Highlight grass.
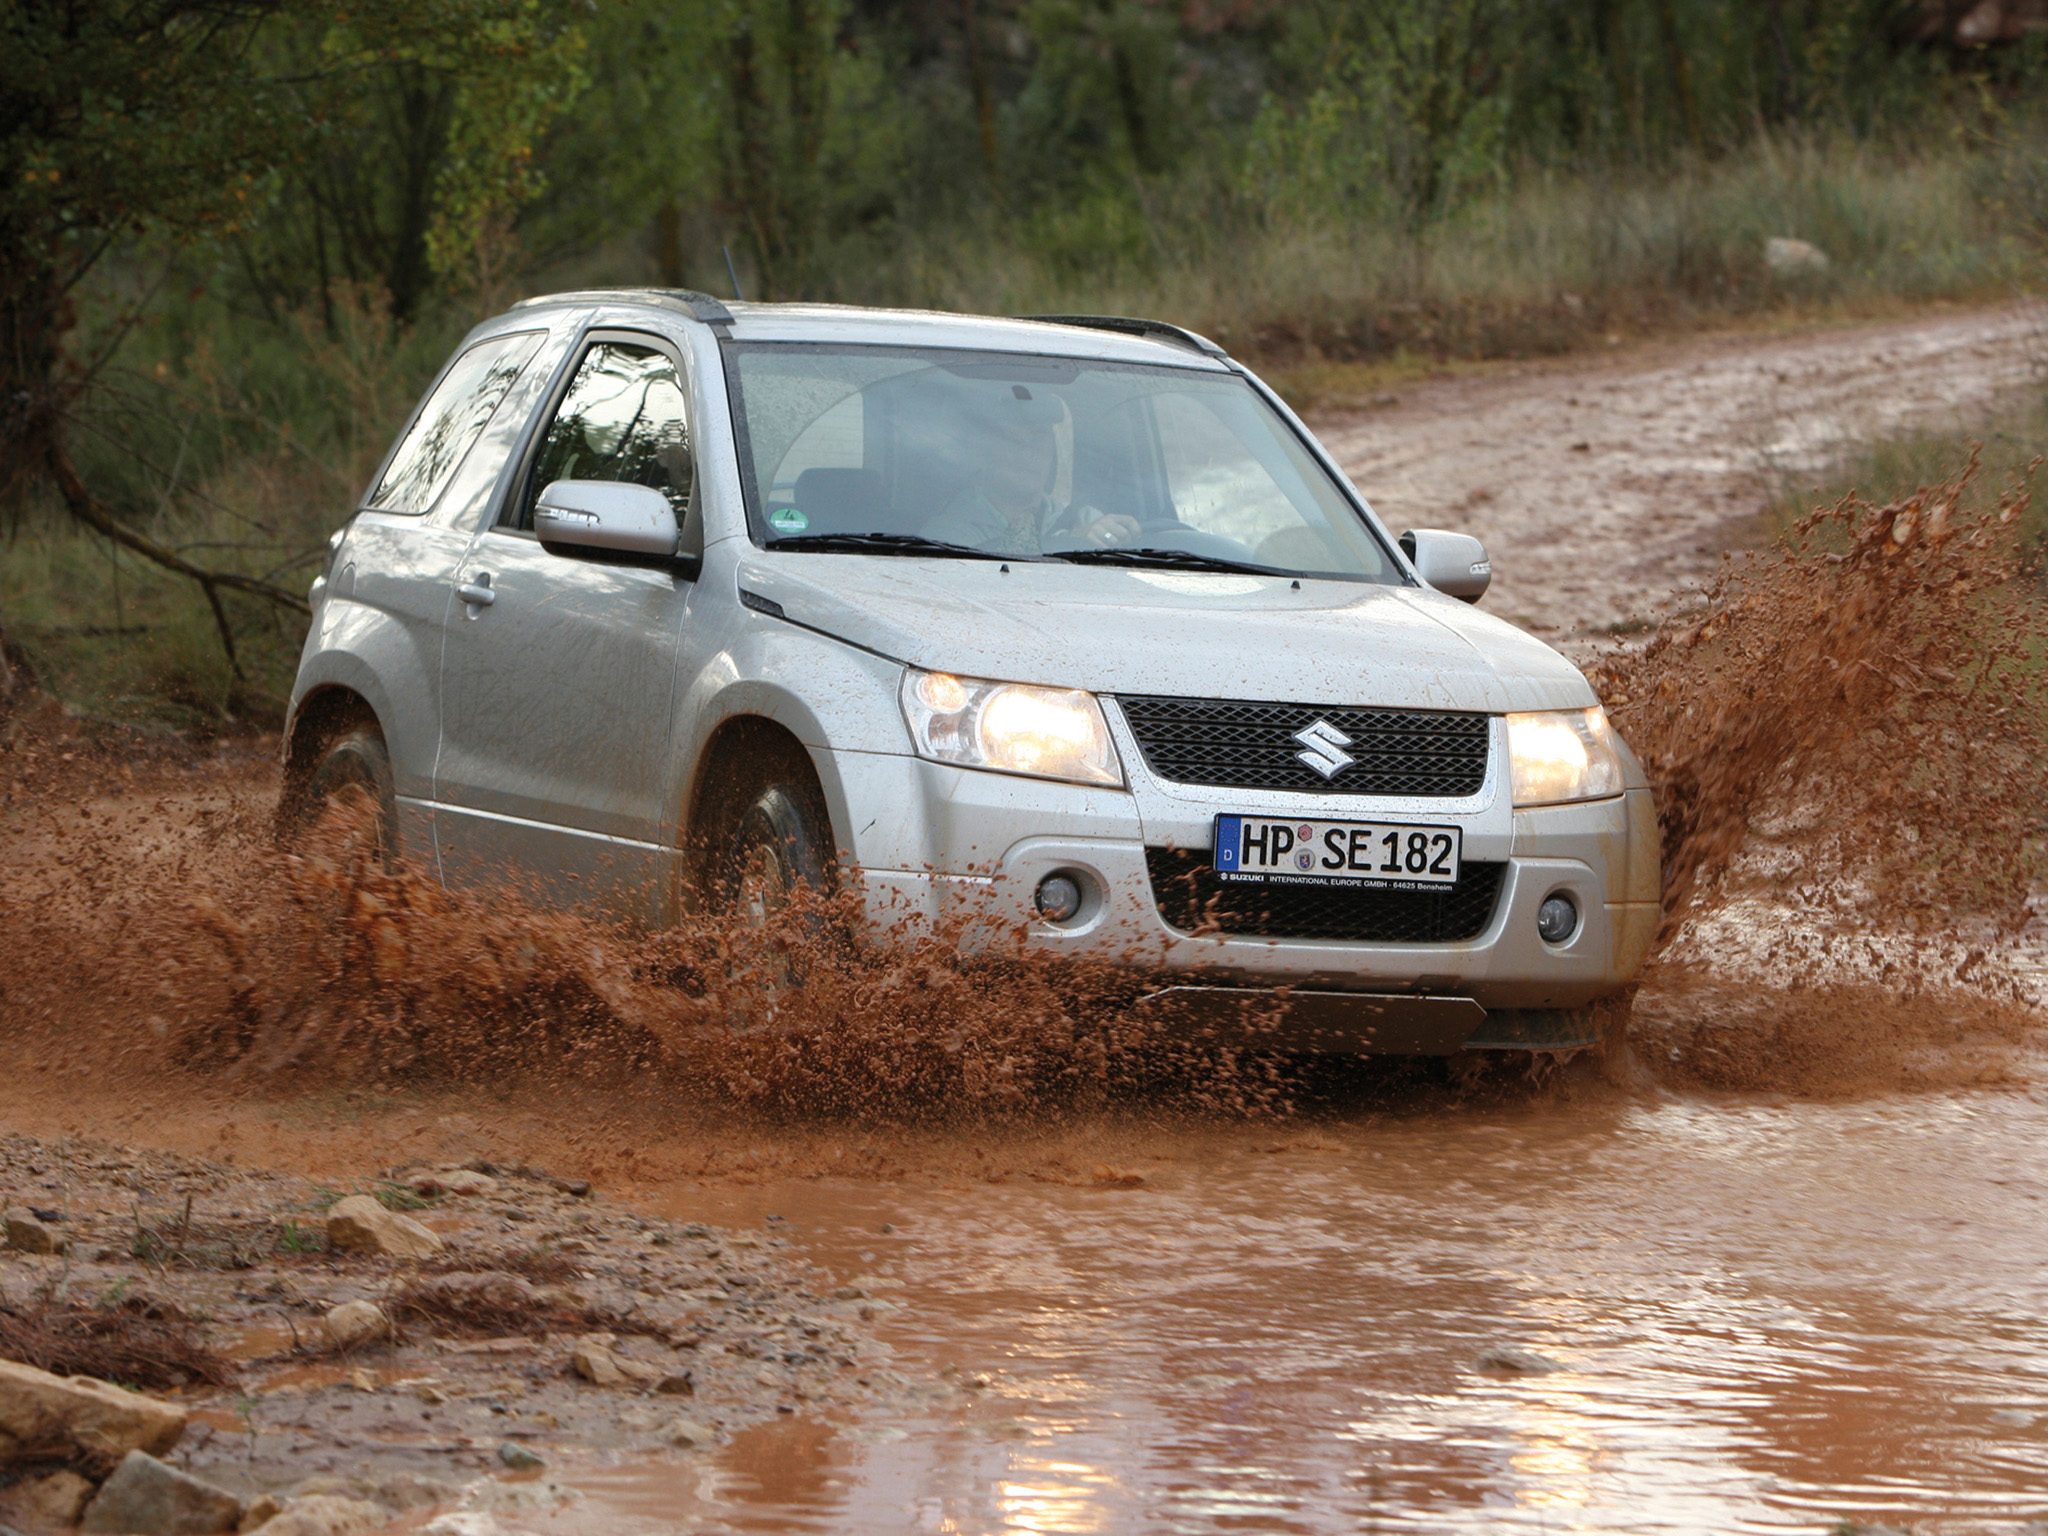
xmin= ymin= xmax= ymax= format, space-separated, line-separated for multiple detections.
xmin=887 ymin=131 xmax=2043 ymax=371
xmin=1764 ymin=387 xmax=2048 ymax=540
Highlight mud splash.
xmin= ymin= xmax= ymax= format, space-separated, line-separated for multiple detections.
xmin=0 ymin=760 xmax=1296 ymax=1125
xmin=1593 ymin=449 xmax=2048 ymax=1092
xmin=4 ymin=450 xmax=2045 ymax=1115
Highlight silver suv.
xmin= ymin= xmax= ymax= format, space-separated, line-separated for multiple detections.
xmin=282 ymin=291 xmax=1658 ymax=1056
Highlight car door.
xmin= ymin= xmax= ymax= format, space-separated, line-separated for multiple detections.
xmin=337 ymin=327 xmax=550 ymax=856
xmin=433 ymin=332 xmax=700 ymax=918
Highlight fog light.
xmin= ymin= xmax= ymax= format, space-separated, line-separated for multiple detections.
xmin=1035 ymin=873 xmax=1083 ymax=923
xmin=1536 ymin=893 xmax=1579 ymax=944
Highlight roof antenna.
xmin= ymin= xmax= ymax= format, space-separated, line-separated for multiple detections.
xmin=722 ymin=245 xmax=745 ymax=302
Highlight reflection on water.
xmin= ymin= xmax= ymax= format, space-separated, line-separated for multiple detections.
xmin=543 ymin=1093 xmax=2048 ymax=1534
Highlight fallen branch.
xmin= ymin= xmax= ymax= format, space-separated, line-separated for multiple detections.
xmin=49 ymin=442 xmax=310 ymax=676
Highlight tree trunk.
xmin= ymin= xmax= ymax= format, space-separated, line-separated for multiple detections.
xmin=0 ymin=240 xmax=67 ymax=508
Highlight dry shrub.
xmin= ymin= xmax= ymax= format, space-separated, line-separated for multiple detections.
xmin=0 ymin=1299 xmax=237 ymax=1390
xmin=385 ymin=1270 xmax=663 ymax=1341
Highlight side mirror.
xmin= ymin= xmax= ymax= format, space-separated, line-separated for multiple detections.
xmin=1399 ymin=528 xmax=1491 ymax=604
xmin=535 ymin=480 xmax=679 ymax=560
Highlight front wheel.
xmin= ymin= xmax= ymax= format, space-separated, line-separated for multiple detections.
xmin=725 ymin=780 xmax=836 ymax=926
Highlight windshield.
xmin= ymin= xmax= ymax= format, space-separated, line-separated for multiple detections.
xmin=724 ymin=343 xmax=1399 ymax=582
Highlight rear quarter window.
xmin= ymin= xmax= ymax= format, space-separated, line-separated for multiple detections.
xmin=369 ymin=331 xmax=544 ymax=514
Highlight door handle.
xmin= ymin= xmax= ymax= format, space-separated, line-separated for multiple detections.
xmin=456 ymin=579 xmax=496 ymax=608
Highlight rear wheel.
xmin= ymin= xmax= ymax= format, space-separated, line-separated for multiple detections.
xmin=279 ymin=723 xmax=399 ymax=866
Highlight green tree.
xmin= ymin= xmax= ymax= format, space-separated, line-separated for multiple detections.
xmin=0 ymin=0 xmax=583 ymax=662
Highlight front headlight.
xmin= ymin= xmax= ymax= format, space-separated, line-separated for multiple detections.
xmin=1506 ymin=706 xmax=1625 ymax=806
xmin=900 ymin=667 xmax=1122 ymax=786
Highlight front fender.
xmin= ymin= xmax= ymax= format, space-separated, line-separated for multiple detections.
xmin=676 ymin=622 xmax=910 ymax=862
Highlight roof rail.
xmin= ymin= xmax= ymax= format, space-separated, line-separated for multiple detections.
xmin=1016 ymin=313 xmax=1226 ymax=358
xmin=513 ymin=287 xmax=736 ymax=326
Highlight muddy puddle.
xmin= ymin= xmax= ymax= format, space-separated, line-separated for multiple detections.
xmin=428 ymin=1085 xmax=2046 ymax=1535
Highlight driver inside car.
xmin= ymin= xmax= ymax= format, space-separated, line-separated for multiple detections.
xmin=921 ymin=385 xmax=1141 ymax=557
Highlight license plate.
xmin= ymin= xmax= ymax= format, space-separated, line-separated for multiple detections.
xmin=1213 ymin=814 xmax=1462 ymax=889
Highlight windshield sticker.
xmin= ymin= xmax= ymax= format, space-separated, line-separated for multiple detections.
xmin=769 ymin=506 xmax=810 ymax=533
xmin=1127 ymin=572 xmax=1268 ymax=596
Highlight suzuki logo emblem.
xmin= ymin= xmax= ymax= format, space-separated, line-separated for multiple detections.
xmin=1293 ymin=718 xmax=1356 ymax=779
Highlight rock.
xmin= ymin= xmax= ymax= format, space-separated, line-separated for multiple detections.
xmin=1764 ymin=236 xmax=1829 ymax=275
xmin=15 ymin=1469 xmax=94 ymax=1525
xmin=1474 ymin=1343 xmax=1564 ymax=1374
xmin=81 ymin=1450 xmax=243 ymax=1534
xmin=417 ymin=1518 xmax=497 ymax=1536
xmin=0 ymin=1357 xmax=187 ymax=1462
xmin=611 ymin=1356 xmax=666 ymax=1386
xmin=252 ymin=1496 xmax=388 ymax=1536
xmin=346 ymin=1369 xmax=378 ymax=1392
xmin=569 ymin=1339 xmax=626 ymax=1387
xmin=238 ymin=1494 xmax=283 ymax=1532
xmin=407 ymin=1170 xmax=498 ymax=1199
xmin=322 ymin=1301 xmax=391 ymax=1351
xmin=324 ymin=1195 xmax=443 ymax=1260
xmin=662 ymin=1416 xmax=716 ymax=1449
xmin=655 ymin=1372 xmax=694 ymax=1397
xmin=4 ymin=1208 xmax=64 ymax=1255
xmin=496 ymin=1441 xmax=544 ymax=1471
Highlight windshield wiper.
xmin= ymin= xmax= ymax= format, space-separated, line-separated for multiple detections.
xmin=765 ymin=531 xmax=1015 ymax=561
xmin=1049 ymin=546 xmax=1278 ymax=577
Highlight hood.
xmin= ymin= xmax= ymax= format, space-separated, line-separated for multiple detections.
xmin=734 ymin=552 xmax=1596 ymax=713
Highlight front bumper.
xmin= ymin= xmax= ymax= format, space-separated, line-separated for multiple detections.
xmin=832 ymin=738 xmax=1659 ymax=1019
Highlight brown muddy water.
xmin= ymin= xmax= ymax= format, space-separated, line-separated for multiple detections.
xmin=492 ymin=1086 xmax=2048 ymax=1535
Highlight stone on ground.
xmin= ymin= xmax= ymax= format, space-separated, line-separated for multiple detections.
xmin=0 ymin=1358 xmax=187 ymax=1461
xmin=495 ymin=1441 xmax=543 ymax=1470
xmin=324 ymin=1195 xmax=443 ymax=1259
xmin=1763 ymin=235 xmax=1829 ymax=275
xmin=407 ymin=1169 xmax=497 ymax=1198
xmin=80 ymin=1450 xmax=242 ymax=1534
xmin=253 ymin=1495 xmax=389 ymax=1536
xmin=321 ymin=1301 xmax=391 ymax=1350
xmin=569 ymin=1338 xmax=626 ymax=1387
xmin=3 ymin=1208 xmax=63 ymax=1255
xmin=237 ymin=1493 xmax=283 ymax=1532
xmin=664 ymin=1416 xmax=717 ymax=1448
xmin=5 ymin=1469 xmax=94 ymax=1525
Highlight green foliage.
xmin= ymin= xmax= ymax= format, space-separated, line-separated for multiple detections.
xmin=9 ymin=0 xmax=2048 ymax=732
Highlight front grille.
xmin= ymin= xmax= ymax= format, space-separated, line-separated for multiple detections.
xmin=1146 ymin=848 xmax=1506 ymax=944
xmin=1116 ymin=695 xmax=1489 ymax=797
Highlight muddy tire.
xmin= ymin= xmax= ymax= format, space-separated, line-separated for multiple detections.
xmin=708 ymin=774 xmax=836 ymax=925
xmin=279 ymin=723 xmax=399 ymax=865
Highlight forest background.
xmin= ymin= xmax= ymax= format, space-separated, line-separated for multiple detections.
xmin=1 ymin=0 xmax=2044 ymax=731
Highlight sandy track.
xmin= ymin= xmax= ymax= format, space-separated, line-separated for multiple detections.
xmin=1315 ymin=304 xmax=2045 ymax=644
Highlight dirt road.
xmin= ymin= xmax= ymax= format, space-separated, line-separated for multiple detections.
xmin=1315 ymin=304 xmax=2044 ymax=641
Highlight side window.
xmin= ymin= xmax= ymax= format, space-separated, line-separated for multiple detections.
xmin=370 ymin=331 xmax=543 ymax=514
xmin=515 ymin=340 xmax=691 ymax=530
